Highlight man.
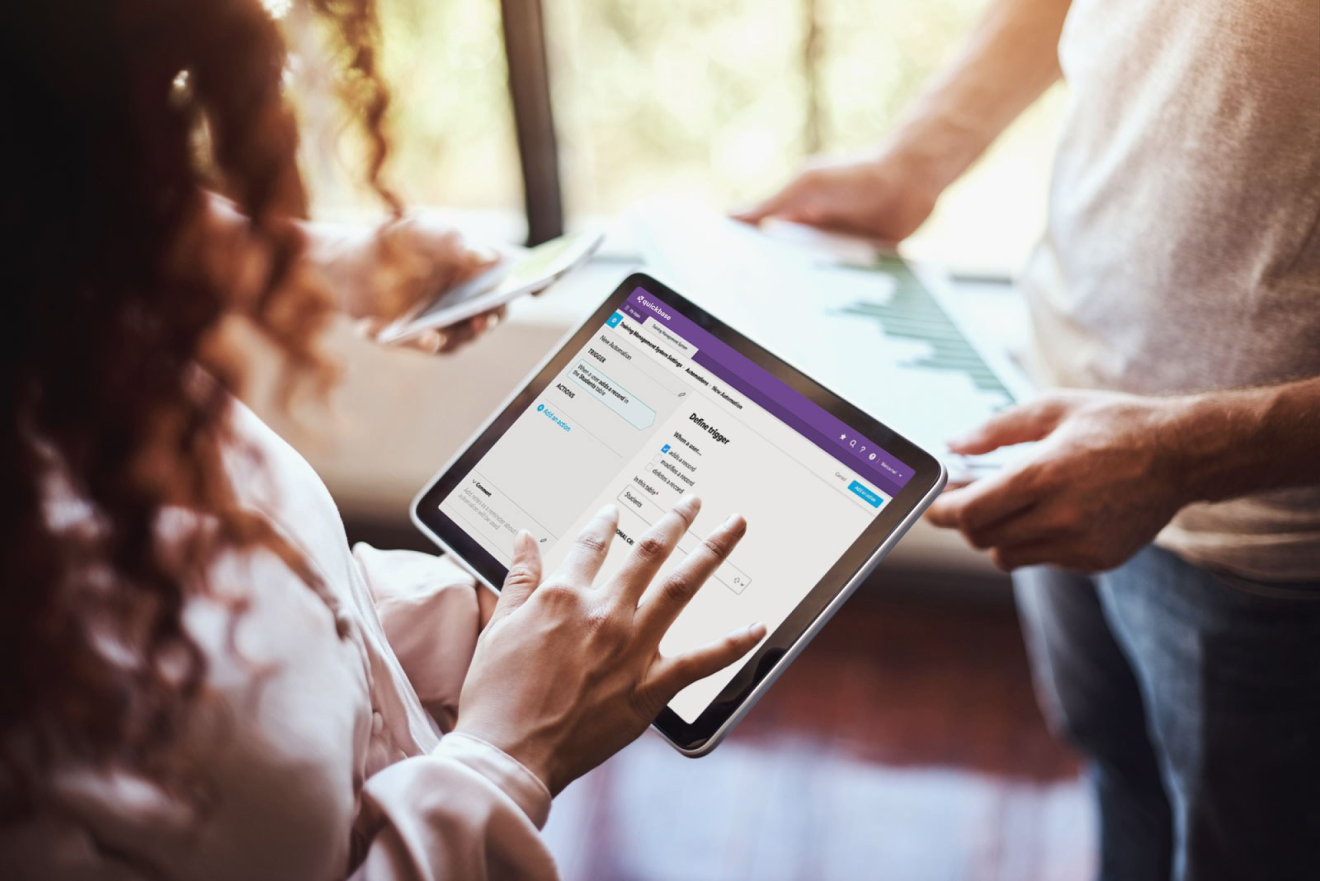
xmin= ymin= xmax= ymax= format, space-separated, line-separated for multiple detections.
xmin=741 ymin=2 xmax=1320 ymax=879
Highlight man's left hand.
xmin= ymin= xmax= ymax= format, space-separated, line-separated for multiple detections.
xmin=926 ymin=390 xmax=1192 ymax=572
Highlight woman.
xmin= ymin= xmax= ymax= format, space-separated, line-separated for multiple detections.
xmin=1 ymin=2 xmax=764 ymax=877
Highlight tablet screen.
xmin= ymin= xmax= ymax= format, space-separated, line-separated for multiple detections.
xmin=428 ymin=283 xmax=919 ymax=724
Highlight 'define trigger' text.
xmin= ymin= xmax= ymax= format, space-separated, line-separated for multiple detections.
xmin=688 ymin=412 xmax=731 ymax=445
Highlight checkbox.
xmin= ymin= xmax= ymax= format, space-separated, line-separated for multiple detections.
xmin=661 ymin=444 xmax=671 ymax=453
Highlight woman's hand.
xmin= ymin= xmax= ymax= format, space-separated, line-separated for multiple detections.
xmin=476 ymin=584 xmax=498 ymax=629
xmin=308 ymin=211 xmax=503 ymax=354
xmin=733 ymin=151 xmax=944 ymax=244
xmin=453 ymin=496 xmax=766 ymax=794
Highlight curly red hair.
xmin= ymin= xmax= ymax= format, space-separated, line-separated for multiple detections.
xmin=0 ymin=0 xmax=397 ymax=813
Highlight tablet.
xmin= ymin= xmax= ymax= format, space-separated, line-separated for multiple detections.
xmin=412 ymin=272 xmax=946 ymax=756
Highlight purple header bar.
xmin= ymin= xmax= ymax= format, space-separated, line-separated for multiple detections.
xmin=619 ymin=287 xmax=914 ymax=499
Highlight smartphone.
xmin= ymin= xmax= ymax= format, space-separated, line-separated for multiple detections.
xmin=376 ymin=228 xmax=605 ymax=343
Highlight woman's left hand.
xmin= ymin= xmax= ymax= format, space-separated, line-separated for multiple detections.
xmin=310 ymin=211 xmax=504 ymax=354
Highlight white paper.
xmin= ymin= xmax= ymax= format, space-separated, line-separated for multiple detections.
xmin=627 ymin=198 xmax=1036 ymax=473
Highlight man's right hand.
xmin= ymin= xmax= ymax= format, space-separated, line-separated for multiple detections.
xmin=732 ymin=152 xmax=944 ymax=243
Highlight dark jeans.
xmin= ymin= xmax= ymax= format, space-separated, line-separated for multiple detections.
xmin=1014 ymin=546 xmax=1320 ymax=881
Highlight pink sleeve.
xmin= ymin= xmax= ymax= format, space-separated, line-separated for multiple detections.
xmin=352 ymin=545 xmax=485 ymax=729
xmin=350 ymin=733 xmax=558 ymax=880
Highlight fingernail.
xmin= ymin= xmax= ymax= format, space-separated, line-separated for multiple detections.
xmin=596 ymin=503 xmax=619 ymax=521
xmin=418 ymin=329 xmax=444 ymax=354
xmin=676 ymin=494 xmax=701 ymax=515
xmin=354 ymin=317 xmax=382 ymax=339
xmin=516 ymin=529 xmax=533 ymax=551
xmin=728 ymin=621 xmax=767 ymax=640
xmin=467 ymin=243 xmax=499 ymax=264
xmin=722 ymin=513 xmax=746 ymax=533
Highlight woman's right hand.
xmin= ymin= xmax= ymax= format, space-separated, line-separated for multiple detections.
xmin=732 ymin=151 xmax=944 ymax=244
xmin=452 ymin=495 xmax=765 ymax=794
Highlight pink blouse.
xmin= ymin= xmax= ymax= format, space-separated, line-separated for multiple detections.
xmin=2 ymin=401 xmax=560 ymax=879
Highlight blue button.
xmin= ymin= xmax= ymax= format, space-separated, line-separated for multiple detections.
xmin=848 ymin=480 xmax=883 ymax=508
xmin=605 ymin=312 xmax=624 ymax=328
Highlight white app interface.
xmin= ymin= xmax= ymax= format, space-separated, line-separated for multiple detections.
xmin=438 ymin=288 xmax=914 ymax=722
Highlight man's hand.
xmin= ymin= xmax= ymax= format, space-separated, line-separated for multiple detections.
xmin=732 ymin=153 xmax=942 ymax=243
xmin=926 ymin=391 xmax=1192 ymax=572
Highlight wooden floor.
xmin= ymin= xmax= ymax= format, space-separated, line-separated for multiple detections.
xmin=541 ymin=587 xmax=1096 ymax=881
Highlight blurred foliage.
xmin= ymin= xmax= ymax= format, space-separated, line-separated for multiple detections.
xmin=548 ymin=0 xmax=986 ymax=212
xmin=289 ymin=0 xmax=1061 ymax=267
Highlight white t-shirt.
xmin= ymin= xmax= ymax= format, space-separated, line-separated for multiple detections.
xmin=1019 ymin=0 xmax=1320 ymax=580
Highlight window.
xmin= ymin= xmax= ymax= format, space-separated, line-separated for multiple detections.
xmin=287 ymin=0 xmax=1062 ymax=271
